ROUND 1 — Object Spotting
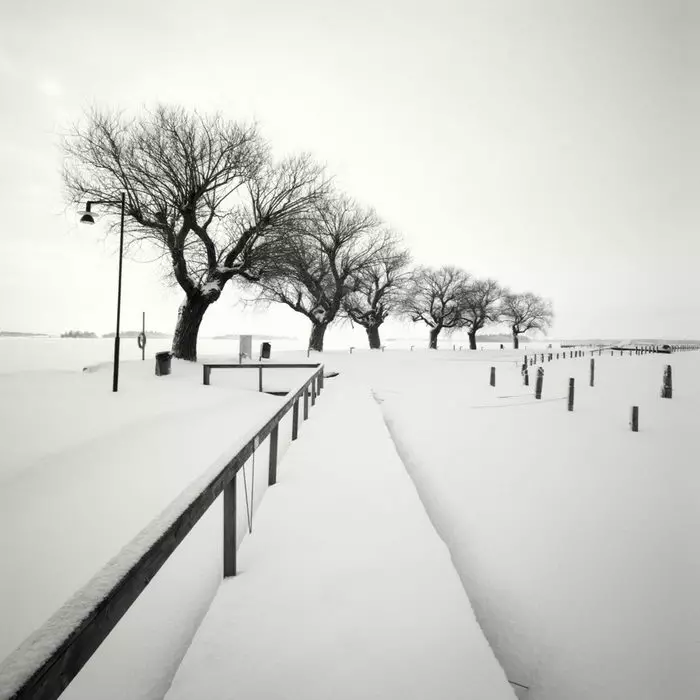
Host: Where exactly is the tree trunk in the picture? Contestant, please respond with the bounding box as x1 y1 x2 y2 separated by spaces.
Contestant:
308 322 328 352
468 331 477 350
513 332 520 349
172 295 211 361
366 325 381 349
429 326 442 349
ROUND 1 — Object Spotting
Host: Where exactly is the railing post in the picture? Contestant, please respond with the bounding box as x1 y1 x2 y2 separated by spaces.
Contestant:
535 367 544 400
311 377 317 405
567 377 575 411
203 366 211 385
292 398 299 440
268 424 279 486
304 387 309 419
489 366 496 387
258 366 263 393
590 358 595 387
223 475 237 577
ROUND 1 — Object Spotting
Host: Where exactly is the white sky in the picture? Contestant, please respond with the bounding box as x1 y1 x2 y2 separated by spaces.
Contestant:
0 0 697 341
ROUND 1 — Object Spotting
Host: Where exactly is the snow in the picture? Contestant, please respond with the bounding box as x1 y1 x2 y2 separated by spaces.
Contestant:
164 376 515 700
1 339 698 700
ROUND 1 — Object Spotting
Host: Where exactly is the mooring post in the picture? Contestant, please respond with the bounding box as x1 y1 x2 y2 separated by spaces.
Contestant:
568 378 575 411
661 365 673 399
590 358 595 387
535 367 544 399
630 406 639 432
490 366 496 387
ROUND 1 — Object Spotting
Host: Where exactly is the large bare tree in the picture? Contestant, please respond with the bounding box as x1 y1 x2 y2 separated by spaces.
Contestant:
400 266 471 349
459 278 503 350
343 238 410 349
63 105 327 360
501 292 553 349
255 194 389 351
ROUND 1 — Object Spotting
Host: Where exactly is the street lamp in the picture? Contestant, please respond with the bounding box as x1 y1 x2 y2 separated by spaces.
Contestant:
79 192 126 392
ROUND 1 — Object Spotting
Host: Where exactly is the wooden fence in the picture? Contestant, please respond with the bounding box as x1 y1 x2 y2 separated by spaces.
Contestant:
0 363 325 700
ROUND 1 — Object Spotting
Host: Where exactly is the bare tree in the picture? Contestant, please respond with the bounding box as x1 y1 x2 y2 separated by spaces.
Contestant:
63 105 328 360
255 194 389 351
459 278 503 350
343 237 411 349
400 266 471 349
501 292 554 349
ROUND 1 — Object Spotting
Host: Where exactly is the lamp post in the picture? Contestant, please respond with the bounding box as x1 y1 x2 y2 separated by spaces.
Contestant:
79 192 126 392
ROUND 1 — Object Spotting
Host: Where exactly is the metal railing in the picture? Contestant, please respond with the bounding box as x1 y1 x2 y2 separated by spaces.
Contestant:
0 363 325 700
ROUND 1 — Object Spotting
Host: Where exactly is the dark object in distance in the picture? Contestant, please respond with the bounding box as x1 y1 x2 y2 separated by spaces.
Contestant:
656 344 672 354
260 342 271 359
155 351 172 376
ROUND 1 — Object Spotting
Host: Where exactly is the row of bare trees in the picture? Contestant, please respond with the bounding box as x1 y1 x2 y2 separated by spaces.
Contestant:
63 105 552 359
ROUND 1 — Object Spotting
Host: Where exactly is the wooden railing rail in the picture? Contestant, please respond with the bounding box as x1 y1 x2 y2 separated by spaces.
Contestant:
0 363 325 700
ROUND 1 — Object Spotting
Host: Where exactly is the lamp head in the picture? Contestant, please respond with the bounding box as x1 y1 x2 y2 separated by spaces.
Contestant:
78 201 96 225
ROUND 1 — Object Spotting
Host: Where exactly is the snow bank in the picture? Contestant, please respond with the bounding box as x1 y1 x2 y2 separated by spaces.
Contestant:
165 376 515 700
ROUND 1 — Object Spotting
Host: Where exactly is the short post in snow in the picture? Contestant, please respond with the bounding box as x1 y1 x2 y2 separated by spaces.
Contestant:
490 366 496 387
268 425 279 486
661 365 673 399
630 406 639 432
567 378 575 411
258 366 263 393
292 398 299 440
349 346 354 354
535 367 544 400
410 345 414 351
541 353 544 363
590 358 595 387
523 368 529 386
303 387 309 419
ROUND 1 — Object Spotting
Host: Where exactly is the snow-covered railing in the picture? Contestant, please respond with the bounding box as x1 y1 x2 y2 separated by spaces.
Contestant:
0 363 325 700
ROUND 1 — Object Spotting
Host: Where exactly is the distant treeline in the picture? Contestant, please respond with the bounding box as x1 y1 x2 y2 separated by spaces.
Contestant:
61 330 98 338
0 331 49 337
103 330 172 338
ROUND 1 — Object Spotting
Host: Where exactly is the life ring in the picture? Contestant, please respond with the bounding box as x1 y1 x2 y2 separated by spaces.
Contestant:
137 332 147 350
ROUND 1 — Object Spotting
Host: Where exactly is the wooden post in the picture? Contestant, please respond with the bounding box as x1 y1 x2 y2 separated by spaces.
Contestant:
203 366 211 385
490 366 496 386
303 387 309 419
223 475 237 577
535 367 544 399
567 377 575 411
661 365 673 399
590 358 595 387
292 398 299 440
630 406 639 432
349 346 354 354
258 366 263 392
319 371 324 390
141 311 145 361
268 425 279 486
523 368 529 386
311 377 316 405
540 353 544 363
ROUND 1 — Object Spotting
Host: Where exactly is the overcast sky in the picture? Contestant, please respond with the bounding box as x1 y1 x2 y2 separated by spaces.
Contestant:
0 0 697 342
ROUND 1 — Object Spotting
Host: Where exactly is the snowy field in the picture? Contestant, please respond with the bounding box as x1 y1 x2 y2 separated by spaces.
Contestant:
1 339 698 699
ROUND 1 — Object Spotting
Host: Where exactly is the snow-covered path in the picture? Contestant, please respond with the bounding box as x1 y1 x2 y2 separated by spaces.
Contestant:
165 375 516 700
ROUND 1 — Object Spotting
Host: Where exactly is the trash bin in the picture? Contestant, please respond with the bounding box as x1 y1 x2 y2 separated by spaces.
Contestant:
260 342 271 360
155 351 172 376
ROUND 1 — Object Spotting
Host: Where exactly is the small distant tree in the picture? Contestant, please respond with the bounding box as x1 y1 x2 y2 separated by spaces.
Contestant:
460 279 503 350
255 194 390 351
400 266 471 349
501 292 553 349
343 238 411 349
63 105 328 361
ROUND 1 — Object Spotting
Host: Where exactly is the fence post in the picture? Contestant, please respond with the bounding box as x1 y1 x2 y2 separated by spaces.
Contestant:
523 368 529 386
203 366 211 385
258 366 263 392
661 365 673 399
490 366 496 386
304 387 309 418
268 424 279 486
535 367 544 399
292 398 299 440
311 377 317 405
630 406 639 432
590 358 595 387
567 378 575 411
223 475 237 577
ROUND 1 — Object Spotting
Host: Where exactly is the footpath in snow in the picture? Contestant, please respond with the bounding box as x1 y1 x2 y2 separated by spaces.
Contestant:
165 375 515 700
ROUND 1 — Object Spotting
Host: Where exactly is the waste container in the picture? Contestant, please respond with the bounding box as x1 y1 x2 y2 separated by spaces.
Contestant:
155 351 172 376
260 342 271 360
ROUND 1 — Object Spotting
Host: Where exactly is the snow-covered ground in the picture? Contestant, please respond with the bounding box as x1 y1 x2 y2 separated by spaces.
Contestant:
1 340 697 699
